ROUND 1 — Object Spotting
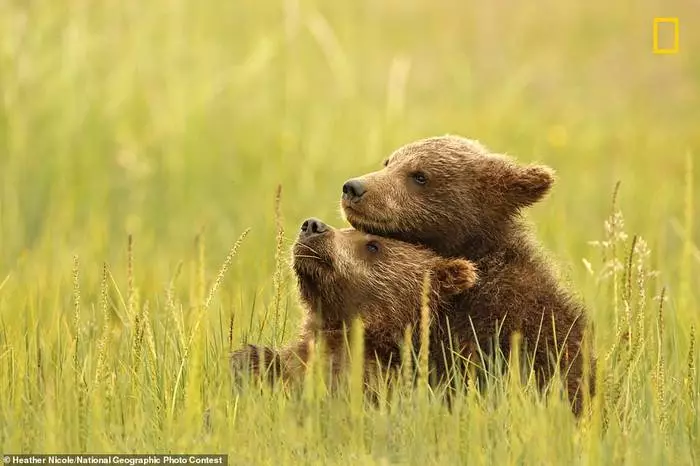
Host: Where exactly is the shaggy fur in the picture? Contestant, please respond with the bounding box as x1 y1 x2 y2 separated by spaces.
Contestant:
230 219 478 389
340 135 595 415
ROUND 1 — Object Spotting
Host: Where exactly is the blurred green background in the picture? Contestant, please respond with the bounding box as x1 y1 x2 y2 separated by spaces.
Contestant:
0 0 698 336
0 0 699 459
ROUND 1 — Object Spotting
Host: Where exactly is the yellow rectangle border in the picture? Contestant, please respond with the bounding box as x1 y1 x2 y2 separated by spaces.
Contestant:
653 18 679 54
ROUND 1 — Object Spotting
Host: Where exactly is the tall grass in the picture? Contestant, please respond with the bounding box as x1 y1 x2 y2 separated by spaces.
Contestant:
0 0 698 463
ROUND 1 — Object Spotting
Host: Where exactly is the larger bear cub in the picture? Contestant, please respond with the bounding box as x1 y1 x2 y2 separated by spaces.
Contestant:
341 135 594 414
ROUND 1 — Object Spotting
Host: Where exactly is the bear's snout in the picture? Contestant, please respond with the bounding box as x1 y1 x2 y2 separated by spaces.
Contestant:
300 217 329 239
342 179 367 202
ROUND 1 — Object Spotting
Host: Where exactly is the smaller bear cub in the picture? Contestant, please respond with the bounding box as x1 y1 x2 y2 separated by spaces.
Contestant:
230 218 478 387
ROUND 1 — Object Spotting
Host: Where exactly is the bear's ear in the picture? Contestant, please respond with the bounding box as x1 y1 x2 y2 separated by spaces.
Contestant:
433 258 478 296
504 164 556 208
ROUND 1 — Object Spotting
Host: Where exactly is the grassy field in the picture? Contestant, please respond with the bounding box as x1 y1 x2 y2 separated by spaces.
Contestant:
0 0 699 463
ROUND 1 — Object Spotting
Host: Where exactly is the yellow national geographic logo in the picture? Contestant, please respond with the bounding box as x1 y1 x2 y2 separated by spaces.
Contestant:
653 18 679 54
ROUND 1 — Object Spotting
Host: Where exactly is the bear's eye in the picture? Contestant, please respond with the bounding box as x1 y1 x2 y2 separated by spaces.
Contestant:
382 158 389 167
366 241 380 254
411 172 428 185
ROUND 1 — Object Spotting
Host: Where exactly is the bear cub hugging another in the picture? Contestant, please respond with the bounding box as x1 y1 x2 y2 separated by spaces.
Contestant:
230 218 479 390
341 135 595 415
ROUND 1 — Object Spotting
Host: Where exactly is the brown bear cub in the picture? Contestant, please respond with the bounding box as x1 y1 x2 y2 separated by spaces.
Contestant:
230 218 478 388
341 135 594 415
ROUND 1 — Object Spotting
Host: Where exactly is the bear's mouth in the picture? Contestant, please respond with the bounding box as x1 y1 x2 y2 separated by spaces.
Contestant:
292 241 333 280
342 203 397 236
344 215 427 249
292 247 336 315
343 207 418 244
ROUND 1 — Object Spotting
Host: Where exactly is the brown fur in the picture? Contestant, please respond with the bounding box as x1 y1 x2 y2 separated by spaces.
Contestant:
340 135 595 415
230 221 478 390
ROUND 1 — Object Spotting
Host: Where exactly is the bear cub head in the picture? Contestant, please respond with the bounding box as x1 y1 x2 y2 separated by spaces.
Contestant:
293 217 477 336
341 135 555 258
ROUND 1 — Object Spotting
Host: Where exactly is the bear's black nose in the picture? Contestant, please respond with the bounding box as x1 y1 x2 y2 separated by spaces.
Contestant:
342 179 367 201
300 218 328 238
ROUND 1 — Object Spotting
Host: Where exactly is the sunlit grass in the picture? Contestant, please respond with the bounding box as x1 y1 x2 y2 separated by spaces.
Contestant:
0 0 698 463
